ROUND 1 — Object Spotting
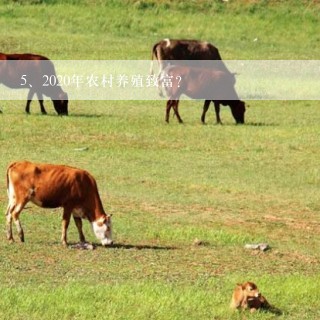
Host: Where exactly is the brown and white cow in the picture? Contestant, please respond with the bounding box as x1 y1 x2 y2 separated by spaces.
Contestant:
162 65 245 124
0 53 68 115
150 39 230 96
5 161 112 246
151 39 229 73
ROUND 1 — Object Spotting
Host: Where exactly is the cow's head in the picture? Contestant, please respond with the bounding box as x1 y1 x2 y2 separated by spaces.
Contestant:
230 100 245 124
52 92 68 115
92 214 113 246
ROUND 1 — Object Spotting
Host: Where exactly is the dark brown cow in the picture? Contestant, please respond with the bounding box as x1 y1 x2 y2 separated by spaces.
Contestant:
162 65 245 124
150 39 230 96
5 161 112 246
151 39 228 72
151 39 245 122
0 53 68 115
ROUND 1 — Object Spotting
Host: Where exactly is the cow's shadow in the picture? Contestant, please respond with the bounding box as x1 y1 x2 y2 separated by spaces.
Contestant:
203 122 277 127
69 113 105 118
104 243 176 250
67 242 176 250
245 121 278 127
30 113 105 118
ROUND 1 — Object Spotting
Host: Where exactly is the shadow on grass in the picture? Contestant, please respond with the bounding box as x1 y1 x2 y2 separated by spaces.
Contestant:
203 122 277 127
261 306 283 316
66 241 176 251
23 113 106 118
68 113 106 118
108 243 177 250
245 121 278 127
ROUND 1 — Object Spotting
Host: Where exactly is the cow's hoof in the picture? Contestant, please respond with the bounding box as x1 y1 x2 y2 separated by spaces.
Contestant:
69 242 95 250
103 241 113 247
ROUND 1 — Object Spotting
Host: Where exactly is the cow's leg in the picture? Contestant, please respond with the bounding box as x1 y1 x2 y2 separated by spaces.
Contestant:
172 100 183 123
6 184 28 242
5 204 14 242
157 69 164 97
12 201 27 242
166 100 173 123
7 201 27 242
201 100 211 124
25 89 35 114
61 207 72 246
157 61 166 97
214 102 222 124
36 92 47 115
13 215 25 242
73 216 86 243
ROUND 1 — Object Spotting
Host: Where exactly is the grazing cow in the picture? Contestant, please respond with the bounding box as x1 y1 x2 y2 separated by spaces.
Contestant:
0 53 68 115
162 65 245 124
5 161 113 247
151 39 245 122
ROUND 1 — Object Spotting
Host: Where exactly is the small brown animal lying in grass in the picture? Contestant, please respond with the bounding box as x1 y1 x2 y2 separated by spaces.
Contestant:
230 281 271 312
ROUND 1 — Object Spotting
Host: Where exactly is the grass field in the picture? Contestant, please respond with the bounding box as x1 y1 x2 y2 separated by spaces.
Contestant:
0 1 320 319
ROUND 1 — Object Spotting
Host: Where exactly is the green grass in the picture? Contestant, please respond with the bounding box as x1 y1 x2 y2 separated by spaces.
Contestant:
1 277 320 320
0 1 320 319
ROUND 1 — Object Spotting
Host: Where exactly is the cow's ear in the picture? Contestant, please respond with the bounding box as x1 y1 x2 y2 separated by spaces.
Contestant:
97 216 106 227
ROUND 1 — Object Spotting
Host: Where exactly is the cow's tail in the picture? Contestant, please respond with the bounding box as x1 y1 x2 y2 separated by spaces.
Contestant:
6 162 18 192
6 162 15 196
6 166 9 195
149 43 159 76
150 42 166 97
5 163 15 212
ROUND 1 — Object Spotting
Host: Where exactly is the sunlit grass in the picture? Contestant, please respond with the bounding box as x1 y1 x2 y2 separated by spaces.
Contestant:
0 1 320 319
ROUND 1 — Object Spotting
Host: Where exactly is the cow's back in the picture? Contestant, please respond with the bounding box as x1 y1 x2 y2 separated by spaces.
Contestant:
7 161 98 209
153 39 229 74
155 39 222 60
173 40 222 60
0 53 49 61
0 53 54 88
